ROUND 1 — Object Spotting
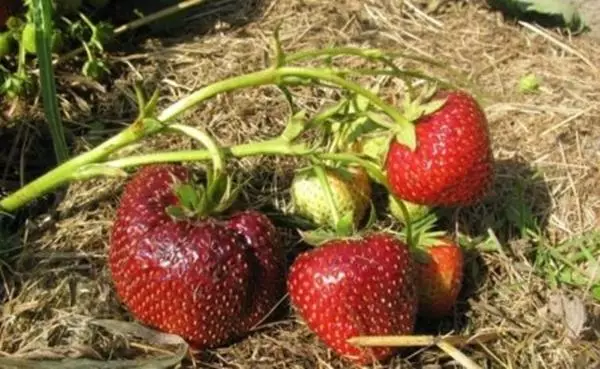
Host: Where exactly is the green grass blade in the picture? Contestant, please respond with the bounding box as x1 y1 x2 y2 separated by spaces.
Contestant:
32 0 69 164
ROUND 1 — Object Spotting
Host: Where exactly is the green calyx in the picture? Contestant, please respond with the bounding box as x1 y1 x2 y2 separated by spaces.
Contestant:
165 125 242 220
401 84 447 123
166 170 242 220
389 194 431 227
398 210 448 258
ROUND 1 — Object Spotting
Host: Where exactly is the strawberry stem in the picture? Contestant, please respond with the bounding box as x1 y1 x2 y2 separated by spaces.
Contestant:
0 46 444 213
168 124 224 175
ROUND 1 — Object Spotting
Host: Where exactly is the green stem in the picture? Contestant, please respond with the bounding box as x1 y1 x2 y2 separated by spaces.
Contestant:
286 47 447 69
0 65 406 213
391 196 414 249
75 139 313 179
169 124 224 174
277 67 409 126
157 68 278 123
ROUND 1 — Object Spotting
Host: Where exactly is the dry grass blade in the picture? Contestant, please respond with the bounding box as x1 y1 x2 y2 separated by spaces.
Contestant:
347 332 500 347
436 340 483 369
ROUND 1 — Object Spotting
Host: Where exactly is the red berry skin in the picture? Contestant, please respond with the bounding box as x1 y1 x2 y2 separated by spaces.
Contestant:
109 165 285 349
287 233 418 365
385 90 494 207
416 240 464 319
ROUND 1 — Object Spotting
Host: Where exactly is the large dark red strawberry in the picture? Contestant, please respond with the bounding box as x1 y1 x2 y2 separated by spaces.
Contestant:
287 233 418 365
109 164 285 349
385 90 494 207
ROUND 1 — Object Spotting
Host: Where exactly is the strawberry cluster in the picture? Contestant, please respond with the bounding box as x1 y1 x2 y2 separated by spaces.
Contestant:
108 89 493 365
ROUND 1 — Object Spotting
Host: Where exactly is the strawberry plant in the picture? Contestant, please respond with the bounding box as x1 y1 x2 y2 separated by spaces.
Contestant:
0 30 492 365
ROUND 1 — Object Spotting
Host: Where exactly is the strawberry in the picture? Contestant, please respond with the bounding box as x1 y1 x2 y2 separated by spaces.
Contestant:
385 90 494 207
415 239 464 319
290 165 372 231
287 233 418 365
109 164 285 349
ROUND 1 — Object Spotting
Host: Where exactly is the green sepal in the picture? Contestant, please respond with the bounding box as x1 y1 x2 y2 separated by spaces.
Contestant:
357 132 395 166
298 228 362 247
165 205 188 220
393 124 417 152
298 228 341 247
348 83 380 114
363 200 377 229
280 110 309 142
334 210 356 237
174 182 204 213
212 175 248 213
389 194 432 226
402 97 447 123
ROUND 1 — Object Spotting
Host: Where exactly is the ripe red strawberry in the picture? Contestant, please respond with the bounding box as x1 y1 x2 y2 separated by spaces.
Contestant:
109 164 285 349
385 90 494 207
415 239 464 319
287 233 418 365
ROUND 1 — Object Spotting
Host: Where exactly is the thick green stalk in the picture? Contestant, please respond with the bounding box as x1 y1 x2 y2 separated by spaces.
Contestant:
84 139 313 174
0 128 140 212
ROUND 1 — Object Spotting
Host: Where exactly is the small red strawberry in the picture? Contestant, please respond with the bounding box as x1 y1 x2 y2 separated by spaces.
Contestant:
415 239 464 319
287 233 418 365
385 90 494 207
109 164 285 349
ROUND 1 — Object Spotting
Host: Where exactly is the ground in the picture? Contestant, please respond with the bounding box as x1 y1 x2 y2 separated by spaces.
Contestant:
0 0 599 368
